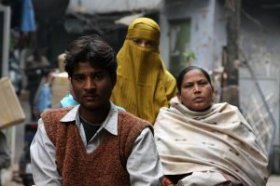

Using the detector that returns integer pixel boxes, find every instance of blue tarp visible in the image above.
[21,0,36,32]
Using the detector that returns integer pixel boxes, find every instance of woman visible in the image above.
[111,17,176,124]
[154,66,269,186]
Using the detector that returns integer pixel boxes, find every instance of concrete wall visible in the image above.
[240,12,280,146]
[160,0,279,148]
[67,0,163,14]
[160,0,226,71]
[212,1,227,70]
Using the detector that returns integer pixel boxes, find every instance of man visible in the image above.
[30,35,163,186]
[111,17,177,124]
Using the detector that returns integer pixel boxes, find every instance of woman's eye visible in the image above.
[199,81,208,86]
[146,42,153,47]
[184,84,193,88]
[133,39,141,45]
[133,39,155,48]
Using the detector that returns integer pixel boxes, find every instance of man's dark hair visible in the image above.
[65,34,117,84]
[176,65,213,93]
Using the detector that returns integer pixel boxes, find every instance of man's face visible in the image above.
[178,69,213,111]
[70,62,114,111]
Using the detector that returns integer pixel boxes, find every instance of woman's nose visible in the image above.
[139,40,148,47]
[193,84,200,92]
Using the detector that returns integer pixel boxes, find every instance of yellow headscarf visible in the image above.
[111,17,177,124]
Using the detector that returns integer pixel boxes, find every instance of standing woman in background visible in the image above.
[111,17,177,124]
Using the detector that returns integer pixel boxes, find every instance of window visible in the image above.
[169,19,191,77]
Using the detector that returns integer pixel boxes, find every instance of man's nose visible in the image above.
[84,78,95,89]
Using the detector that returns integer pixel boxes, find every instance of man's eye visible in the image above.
[73,75,84,81]
[93,73,104,80]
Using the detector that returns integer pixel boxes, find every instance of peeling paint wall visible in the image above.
[67,0,163,14]
[213,1,227,69]
[160,0,226,72]
[160,0,279,148]
[240,13,280,146]
[160,0,226,103]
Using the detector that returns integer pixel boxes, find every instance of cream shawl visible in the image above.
[154,97,268,186]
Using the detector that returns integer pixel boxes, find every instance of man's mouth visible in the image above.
[83,94,98,100]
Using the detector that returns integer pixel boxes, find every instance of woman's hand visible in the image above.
[162,176,175,186]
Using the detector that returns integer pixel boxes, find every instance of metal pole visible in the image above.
[0,5,10,77]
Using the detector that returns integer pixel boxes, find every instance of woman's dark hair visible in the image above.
[65,34,117,84]
[176,66,213,93]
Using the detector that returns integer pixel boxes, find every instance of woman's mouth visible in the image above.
[193,97,204,102]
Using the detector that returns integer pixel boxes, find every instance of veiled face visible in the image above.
[178,69,213,111]
[132,38,155,48]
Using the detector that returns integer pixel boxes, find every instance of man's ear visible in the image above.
[112,79,117,87]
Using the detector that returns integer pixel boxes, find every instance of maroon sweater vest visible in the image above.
[42,108,150,186]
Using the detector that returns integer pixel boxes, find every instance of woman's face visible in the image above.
[132,38,155,48]
[178,69,213,111]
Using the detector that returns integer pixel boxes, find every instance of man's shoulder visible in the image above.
[42,107,74,143]
[117,111,152,133]
[41,107,72,122]
[42,107,72,115]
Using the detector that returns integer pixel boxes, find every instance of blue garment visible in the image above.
[21,0,36,32]
[59,94,79,108]
[35,84,52,113]
[59,93,125,111]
